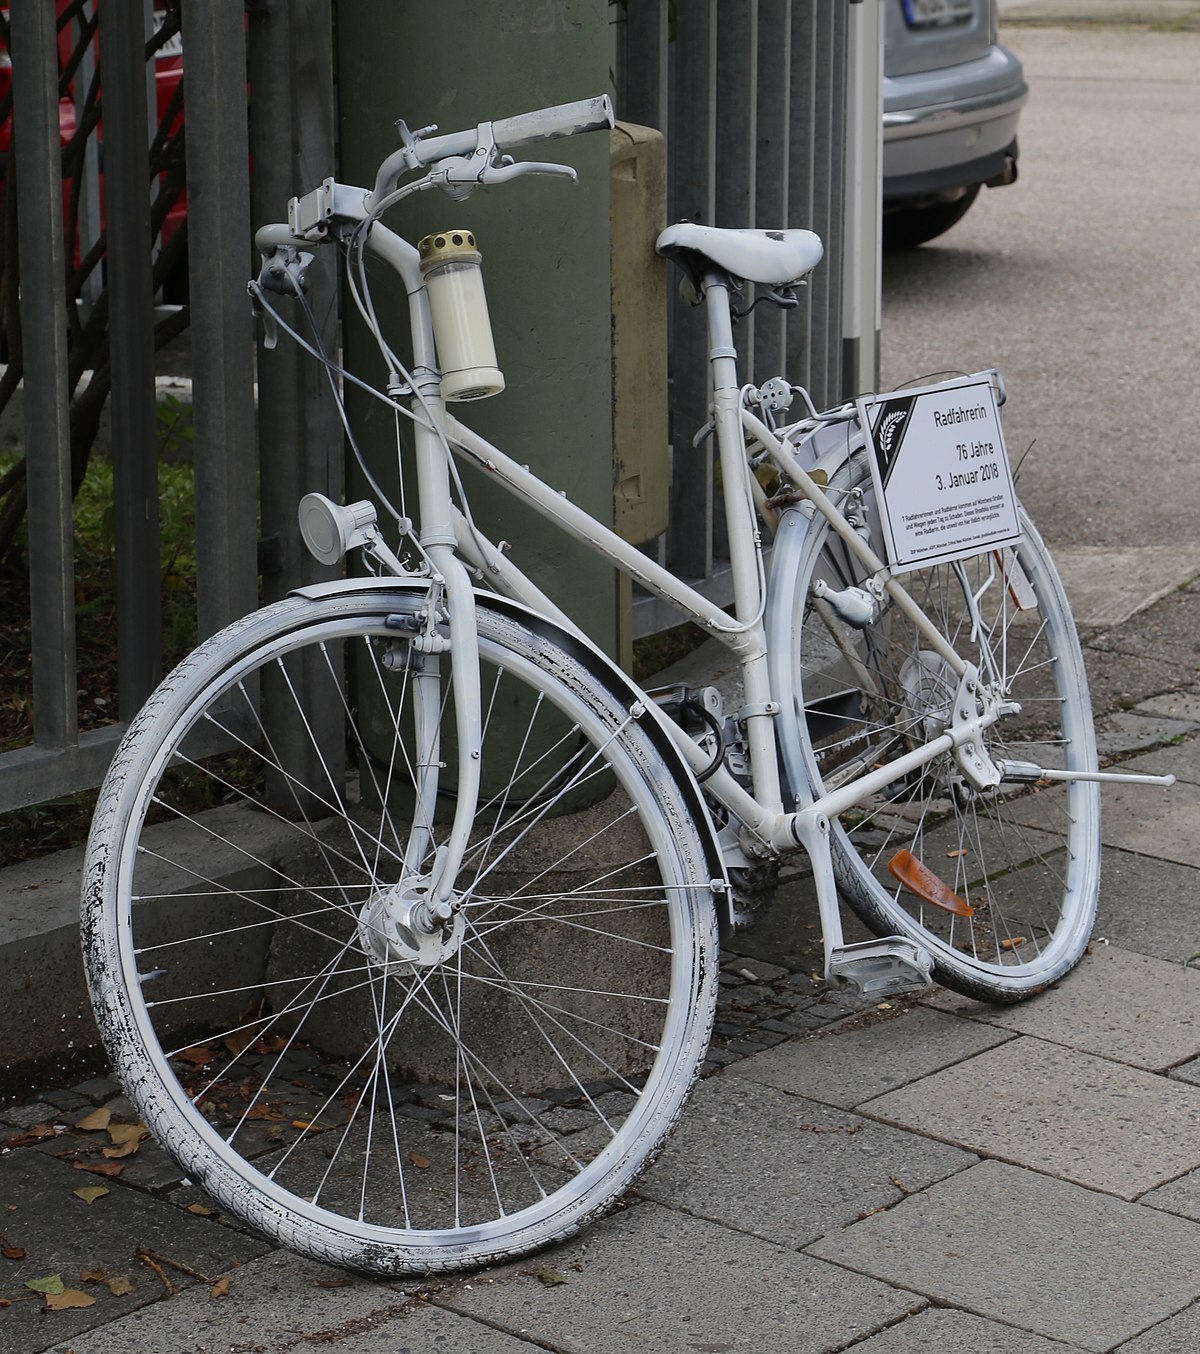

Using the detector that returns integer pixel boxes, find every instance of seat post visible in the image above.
[703,271,759,626]
[703,270,784,818]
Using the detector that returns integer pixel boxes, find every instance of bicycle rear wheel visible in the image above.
[770,452,1100,1002]
[83,589,719,1273]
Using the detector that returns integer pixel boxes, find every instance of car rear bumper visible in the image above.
[883,45,1027,205]
[884,136,1019,205]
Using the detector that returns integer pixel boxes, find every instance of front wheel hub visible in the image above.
[357,877,465,974]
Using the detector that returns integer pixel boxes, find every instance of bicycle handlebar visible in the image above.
[255,95,616,260]
[370,94,615,205]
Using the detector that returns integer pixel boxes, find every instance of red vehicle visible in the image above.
[0,5,187,281]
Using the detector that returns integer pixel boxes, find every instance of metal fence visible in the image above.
[615,0,875,635]
[0,0,336,815]
[0,0,877,815]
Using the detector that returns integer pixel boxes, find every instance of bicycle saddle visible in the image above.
[656,222,824,288]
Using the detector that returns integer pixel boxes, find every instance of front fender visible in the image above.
[289,576,732,922]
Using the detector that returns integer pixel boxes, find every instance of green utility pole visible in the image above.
[336,0,617,654]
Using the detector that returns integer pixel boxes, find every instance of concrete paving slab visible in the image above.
[1170,1055,1200,1086]
[1139,1168,1200,1225]
[0,1149,268,1354]
[1136,691,1200,724]
[1113,1299,1200,1352]
[727,1004,1013,1108]
[445,1199,922,1354]
[1093,709,1198,758]
[1091,850,1200,965]
[1088,581,1200,673]
[862,1036,1200,1199]
[635,1075,975,1249]
[1078,647,1193,726]
[845,1304,1090,1353]
[1053,547,1200,629]
[1092,779,1200,867]
[959,944,1200,1071]
[805,1159,1200,1353]
[51,1249,525,1354]
[1117,733,1200,786]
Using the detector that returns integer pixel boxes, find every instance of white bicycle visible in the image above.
[81,97,1171,1275]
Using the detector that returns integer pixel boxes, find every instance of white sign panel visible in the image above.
[857,377,1022,572]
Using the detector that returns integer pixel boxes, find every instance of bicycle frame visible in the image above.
[335,218,1011,974]
[255,116,1172,981]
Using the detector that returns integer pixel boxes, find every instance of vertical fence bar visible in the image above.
[842,0,883,399]
[248,0,342,811]
[10,1,77,755]
[249,0,340,604]
[619,0,665,131]
[98,1,162,721]
[76,2,103,309]
[754,0,791,383]
[667,0,716,583]
[181,1,258,642]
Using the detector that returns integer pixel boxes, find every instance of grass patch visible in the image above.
[0,450,202,864]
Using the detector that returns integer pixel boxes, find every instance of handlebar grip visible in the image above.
[491,95,615,148]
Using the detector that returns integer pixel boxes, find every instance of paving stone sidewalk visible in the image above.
[2,572,1198,1352]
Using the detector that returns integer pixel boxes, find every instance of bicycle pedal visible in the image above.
[827,937,934,999]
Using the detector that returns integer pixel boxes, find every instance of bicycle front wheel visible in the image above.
[771,453,1100,1001]
[83,589,719,1274]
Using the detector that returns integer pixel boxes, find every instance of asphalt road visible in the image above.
[879,25,1200,559]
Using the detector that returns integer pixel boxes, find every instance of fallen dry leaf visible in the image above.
[25,1274,65,1295]
[1000,936,1027,951]
[177,1045,215,1067]
[1,1238,26,1261]
[185,1202,217,1217]
[244,1105,284,1122]
[107,1122,150,1148]
[80,1266,106,1283]
[75,1107,112,1133]
[72,1159,125,1178]
[946,848,967,859]
[223,1028,260,1058]
[210,1276,230,1299]
[410,1152,432,1170]
[5,1123,57,1148]
[102,1123,150,1159]
[73,1186,110,1205]
[106,1274,136,1296]
[537,1267,567,1287]
[45,1287,96,1311]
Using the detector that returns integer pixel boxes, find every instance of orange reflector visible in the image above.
[887,849,974,918]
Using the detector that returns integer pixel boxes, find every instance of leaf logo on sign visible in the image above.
[870,395,917,486]
[879,409,907,454]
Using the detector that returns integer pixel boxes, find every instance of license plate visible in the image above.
[901,0,974,28]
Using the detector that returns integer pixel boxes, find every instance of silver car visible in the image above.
[883,0,1027,247]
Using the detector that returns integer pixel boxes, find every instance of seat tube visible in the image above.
[703,273,784,817]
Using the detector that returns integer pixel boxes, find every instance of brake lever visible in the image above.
[482,160,578,186]
[429,153,578,200]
